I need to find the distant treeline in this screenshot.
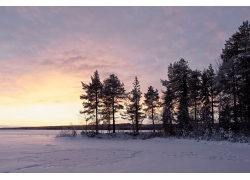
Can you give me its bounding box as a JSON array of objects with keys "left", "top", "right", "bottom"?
[{"left": 0, "top": 124, "right": 162, "bottom": 131}]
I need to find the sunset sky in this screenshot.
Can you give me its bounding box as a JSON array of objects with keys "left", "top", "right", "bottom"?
[{"left": 1, "top": 5, "right": 250, "bottom": 127}]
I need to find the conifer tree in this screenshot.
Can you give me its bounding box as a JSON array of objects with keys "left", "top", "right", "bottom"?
[
  {"left": 131, "top": 77, "right": 143, "bottom": 133},
  {"left": 80, "top": 70, "right": 103, "bottom": 134},
  {"left": 122, "top": 100, "right": 136, "bottom": 133},
  {"left": 161, "top": 82, "right": 175, "bottom": 135},
  {"left": 188, "top": 69, "right": 202, "bottom": 128},
  {"left": 164, "top": 58, "right": 191, "bottom": 129},
  {"left": 144, "top": 86, "right": 160, "bottom": 133},
  {"left": 100, "top": 87, "right": 112, "bottom": 133},
  {"left": 200, "top": 69, "right": 211, "bottom": 127},
  {"left": 103, "top": 74, "right": 126, "bottom": 133},
  {"left": 200, "top": 65, "right": 216, "bottom": 128},
  {"left": 219, "top": 20, "right": 250, "bottom": 130},
  {"left": 125, "top": 77, "right": 145, "bottom": 134},
  {"left": 207, "top": 64, "right": 216, "bottom": 125}
]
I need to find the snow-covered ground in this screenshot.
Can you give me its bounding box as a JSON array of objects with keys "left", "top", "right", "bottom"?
[{"left": 1, "top": 130, "right": 250, "bottom": 173}]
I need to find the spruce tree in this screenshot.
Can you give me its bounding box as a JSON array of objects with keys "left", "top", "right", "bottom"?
[{"left": 125, "top": 77, "right": 145, "bottom": 134}]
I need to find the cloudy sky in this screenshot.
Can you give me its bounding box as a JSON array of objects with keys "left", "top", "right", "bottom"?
[{"left": 1, "top": 6, "right": 250, "bottom": 126}]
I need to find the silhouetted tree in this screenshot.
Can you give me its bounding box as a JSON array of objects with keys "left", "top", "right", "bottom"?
[
  {"left": 200, "top": 65, "right": 216, "bottom": 128},
  {"left": 121, "top": 99, "right": 136, "bottom": 133},
  {"left": 164, "top": 59, "right": 191, "bottom": 129},
  {"left": 161, "top": 82, "right": 175, "bottom": 135},
  {"left": 144, "top": 86, "right": 160, "bottom": 133},
  {"left": 219, "top": 20, "right": 250, "bottom": 130},
  {"left": 103, "top": 74, "right": 126, "bottom": 133},
  {"left": 100, "top": 88, "right": 112, "bottom": 133},
  {"left": 125, "top": 77, "right": 145, "bottom": 134},
  {"left": 80, "top": 70, "right": 102, "bottom": 134},
  {"left": 188, "top": 69, "right": 202, "bottom": 128}
]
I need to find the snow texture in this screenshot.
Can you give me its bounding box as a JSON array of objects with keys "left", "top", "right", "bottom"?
[{"left": 1, "top": 130, "right": 250, "bottom": 173}]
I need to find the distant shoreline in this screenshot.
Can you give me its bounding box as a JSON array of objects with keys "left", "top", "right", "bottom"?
[{"left": 0, "top": 124, "right": 162, "bottom": 131}]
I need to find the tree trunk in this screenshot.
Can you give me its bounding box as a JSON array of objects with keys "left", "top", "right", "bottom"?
[
  {"left": 152, "top": 104, "right": 155, "bottom": 133},
  {"left": 232, "top": 66, "right": 237, "bottom": 129},
  {"left": 112, "top": 99, "right": 115, "bottom": 133},
  {"left": 211, "top": 93, "right": 214, "bottom": 126},
  {"left": 95, "top": 92, "right": 98, "bottom": 134},
  {"left": 194, "top": 97, "right": 197, "bottom": 129},
  {"left": 135, "top": 101, "right": 139, "bottom": 134},
  {"left": 108, "top": 112, "right": 111, "bottom": 134},
  {"left": 246, "top": 74, "right": 250, "bottom": 128}
]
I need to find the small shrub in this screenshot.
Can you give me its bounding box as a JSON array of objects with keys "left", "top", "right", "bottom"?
[
  {"left": 88, "top": 131, "right": 96, "bottom": 137},
  {"left": 71, "top": 129, "right": 77, "bottom": 137},
  {"left": 56, "top": 128, "right": 77, "bottom": 138}
]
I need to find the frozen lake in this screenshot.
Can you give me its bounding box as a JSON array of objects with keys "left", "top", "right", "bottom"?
[{"left": 1, "top": 130, "right": 250, "bottom": 173}]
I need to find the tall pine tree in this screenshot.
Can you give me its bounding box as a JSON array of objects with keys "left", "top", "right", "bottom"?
[
  {"left": 219, "top": 20, "right": 250, "bottom": 130},
  {"left": 144, "top": 86, "right": 160, "bottom": 133},
  {"left": 126, "top": 77, "right": 145, "bottom": 134},
  {"left": 163, "top": 59, "right": 191, "bottom": 129},
  {"left": 161, "top": 81, "right": 175, "bottom": 135},
  {"left": 80, "top": 70, "right": 103, "bottom": 134},
  {"left": 100, "top": 85, "right": 113, "bottom": 133},
  {"left": 103, "top": 74, "right": 126, "bottom": 133},
  {"left": 188, "top": 69, "right": 202, "bottom": 128}
]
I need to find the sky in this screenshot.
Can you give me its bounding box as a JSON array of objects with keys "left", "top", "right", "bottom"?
[{"left": 1, "top": 5, "right": 250, "bottom": 127}]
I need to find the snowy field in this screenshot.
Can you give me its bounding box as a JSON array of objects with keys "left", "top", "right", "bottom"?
[{"left": 1, "top": 130, "right": 250, "bottom": 173}]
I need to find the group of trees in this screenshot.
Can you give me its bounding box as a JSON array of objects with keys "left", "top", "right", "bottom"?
[
  {"left": 80, "top": 72, "right": 161, "bottom": 134},
  {"left": 80, "top": 21, "right": 250, "bottom": 135},
  {"left": 162, "top": 21, "right": 250, "bottom": 135},
  {"left": 161, "top": 59, "right": 217, "bottom": 134},
  {"left": 80, "top": 73, "right": 125, "bottom": 134},
  {"left": 218, "top": 20, "right": 250, "bottom": 132}
]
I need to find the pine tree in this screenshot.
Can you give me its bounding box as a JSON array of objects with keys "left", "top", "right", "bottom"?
[
  {"left": 122, "top": 100, "right": 136, "bottom": 133},
  {"left": 200, "top": 69, "right": 212, "bottom": 127},
  {"left": 80, "top": 70, "right": 103, "bottom": 134},
  {"left": 163, "top": 58, "right": 191, "bottom": 130},
  {"left": 100, "top": 86, "right": 112, "bottom": 133},
  {"left": 200, "top": 65, "right": 216, "bottom": 128},
  {"left": 188, "top": 69, "right": 202, "bottom": 128},
  {"left": 207, "top": 64, "right": 216, "bottom": 125},
  {"left": 125, "top": 77, "right": 145, "bottom": 134},
  {"left": 144, "top": 86, "right": 160, "bottom": 133},
  {"left": 129, "top": 77, "right": 143, "bottom": 134},
  {"left": 103, "top": 74, "right": 126, "bottom": 133},
  {"left": 216, "top": 59, "right": 235, "bottom": 129},
  {"left": 161, "top": 82, "right": 175, "bottom": 135},
  {"left": 219, "top": 20, "right": 250, "bottom": 130}
]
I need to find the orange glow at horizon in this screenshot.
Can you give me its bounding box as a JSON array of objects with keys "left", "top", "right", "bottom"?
[
  {"left": 0, "top": 69, "right": 89, "bottom": 127},
  {"left": 0, "top": 103, "right": 83, "bottom": 127},
  {"left": 0, "top": 68, "right": 131, "bottom": 127}
]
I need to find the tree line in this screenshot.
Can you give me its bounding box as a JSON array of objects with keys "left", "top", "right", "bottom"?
[
  {"left": 80, "top": 21, "right": 250, "bottom": 136},
  {"left": 80, "top": 70, "right": 161, "bottom": 134}
]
